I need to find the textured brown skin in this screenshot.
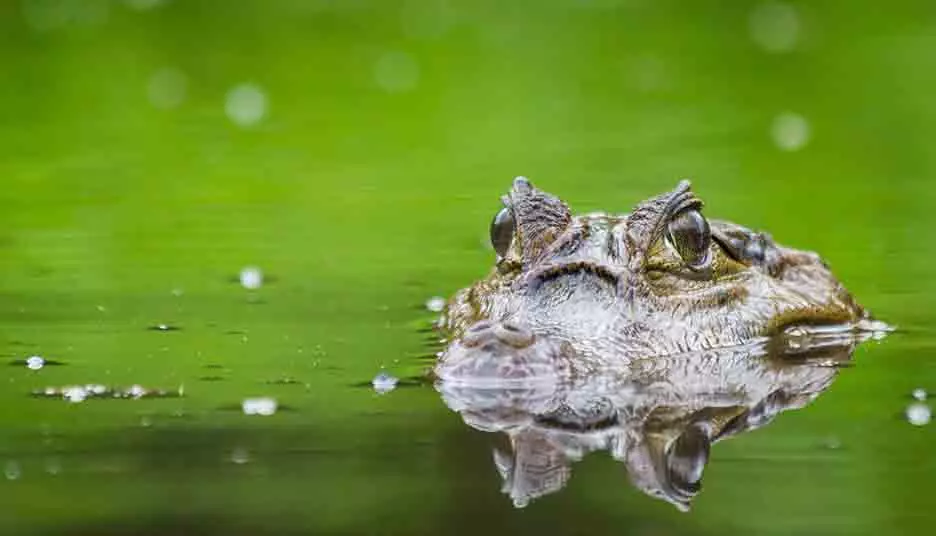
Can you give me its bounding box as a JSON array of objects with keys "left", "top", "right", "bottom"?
[{"left": 439, "top": 179, "right": 869, "bottom": 370}]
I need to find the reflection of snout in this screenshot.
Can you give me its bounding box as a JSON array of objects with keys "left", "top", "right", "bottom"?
[{"left": 435, "top": 320, "right": 570, "bottom": 385}]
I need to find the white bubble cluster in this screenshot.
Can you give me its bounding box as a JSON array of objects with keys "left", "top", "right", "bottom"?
[
  {"left": 148, "top": 68, "right": 187, "bottom": 110},
  {"left": 372, "top": 371, "right": 399, "bottom": 395},
  {"left": 242, "top": 397, "right": 277, "bottom": 416},
  {"left": 63, "top": 386, "right": 88, "bottom": 403},
  {"left": 906, "top": 402, "right": 931, "bottom": 426},
  {"left": 373, "top": 51, "right": 420, "bottom": 93},
  {"left": 770, "top": 112, "right": 810, "bottom": 152},
  {"left": 225, "top": 84, "right": 268, "bottom": 128},
  {"left": 26, "top": 356, "right": 45, "bottom": 371},
  {"left": 240, "top": 266, "right": 263, "bottom": 290},
  {"left": 425, "top": 296, "right": 446, "bottom": 313},
  {"left": 749, "top": 2, "right": 800, "bottom": 54}
]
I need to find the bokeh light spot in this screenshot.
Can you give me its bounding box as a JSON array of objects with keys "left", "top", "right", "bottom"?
[
  {"left": 225, "top": 84, "right": 268, "bottom": 128},
  {"left": 749, "top": 2, "right": 800, "bottom": 54},
  {"left": 770, "top": 112, "right": 810, "bottom": 152}
]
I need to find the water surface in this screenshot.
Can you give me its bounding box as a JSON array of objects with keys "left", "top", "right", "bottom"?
[{"left": 1, "top": 1, "right": 934, "bottom": 534}]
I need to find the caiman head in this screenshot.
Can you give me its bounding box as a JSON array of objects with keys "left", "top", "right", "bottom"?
[{"left": 439, "top": 177, "right": 884, "bottom": 370}]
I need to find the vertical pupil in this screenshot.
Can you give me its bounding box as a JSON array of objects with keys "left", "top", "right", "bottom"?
[{"left": 490, "top": 208, "right": 515, "bottom": 258}]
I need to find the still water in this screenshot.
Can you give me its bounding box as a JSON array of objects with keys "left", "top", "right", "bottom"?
[{"left": 2, "top": 1, "right": 935, "bottom": 534}]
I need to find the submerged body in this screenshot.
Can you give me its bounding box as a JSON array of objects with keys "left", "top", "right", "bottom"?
[{"left": 437, "top": 178, "right": 884, "bottom": 381}]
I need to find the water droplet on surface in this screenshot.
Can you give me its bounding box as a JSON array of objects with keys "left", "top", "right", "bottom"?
[
  {"left": 242, "top": 397, "right": 278, "bottom": 416},
  {"left": 225, "top": 84, "right": 268, "bottom": 128},
  {"left": 149, "top": 323, "right": 180, "bottom": 332},
  {"left": 913, "top": 388, "right": 927, "bottom": 401},
  {"left": 5, "top": 461, "right": 20, "bottom": 481},
  {"left": 239, "top": 266, "right": 263, "bottom": 289},
  {"left": 906, "top": 402, "right": 931, "bottom": 426},
  {"left": 128, "top": 385, "right": 146, "bottom": 399},
  {"left": 148, "top": 68, "right": 187, "bottom": 110},
  {"left": 230, "top": 447, "right": 250, "bottom": 464},
  {"left": 770, "top": 112, "right": 810, "bottom": 152},
  {"left": 749, "top": 2, "right": 800, "bottom": 54},
  {"left": 26, "top": 356, "right": 45, "bottom": 371},
  {"left": 45, "top": 458, "right": 61, "bottom": 476},
  {"left": 63, "top": 386, "right": 87, "bottom": 403},
  {"left": 372, "top": 371, "right": 399, "bottom": 394},
  {"left": 425, "top": 296, "right": 446, "bottom": 313},
  {"left": 373, "top": 51, "right": 420, "bottom": 93}
]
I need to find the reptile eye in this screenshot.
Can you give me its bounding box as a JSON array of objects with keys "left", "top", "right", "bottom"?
[
  {"left": 490, "top": 207, "right": 515, "bottom": 258},
  {"left": 666, "top": 209, "right": 711, "bottom": 268}
]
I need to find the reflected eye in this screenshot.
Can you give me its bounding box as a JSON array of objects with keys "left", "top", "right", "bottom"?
[
  {"left": 666, "top": 209, "right": 711, "bottom": 268},
  {"left": 490, "top": 207, "right": 515, "bottom": 258}
]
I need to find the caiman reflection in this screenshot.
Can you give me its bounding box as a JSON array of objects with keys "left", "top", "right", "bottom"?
[
  {"left": 436, "top": 336, "right": 881, "bottom": 510},
  {"left": 433, "top": 178, "right": 890, "bottom": 510}
]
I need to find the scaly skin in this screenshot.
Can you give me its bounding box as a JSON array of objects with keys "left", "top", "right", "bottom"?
[
  {"left": 436, "top": 178, "right": 883, "bottom": 382},
  {"left": 433, "top": 178, "right": 889, "bottom": 509}
]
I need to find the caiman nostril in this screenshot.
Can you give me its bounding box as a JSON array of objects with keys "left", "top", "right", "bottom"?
[
  {"left": 494, "top": 321, "right": 535, "bottom": 348},
  {"left": 462, "top": 320, "right": 496, "bottom": 347},
  {"left": 468, "top": 320, "right": 494, "bottom": 333}
]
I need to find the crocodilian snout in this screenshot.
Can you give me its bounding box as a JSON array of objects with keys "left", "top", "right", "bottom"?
[{"left": 434, "top": 320, "right": 571, "bottom": 385}]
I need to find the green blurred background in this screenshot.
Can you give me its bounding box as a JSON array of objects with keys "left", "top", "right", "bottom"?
[{"left": 0, "top": 0, "right": 933, "bottom": 534}]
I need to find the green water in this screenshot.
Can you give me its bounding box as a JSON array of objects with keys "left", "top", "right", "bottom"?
[{"left": 1, "top": 1, "right": 934, "bottom": 534}]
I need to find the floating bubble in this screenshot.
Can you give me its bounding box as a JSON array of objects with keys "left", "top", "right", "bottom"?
[
  {"left": 749, "top": 2, "right": 800, "bottom": 54},
  {"left": 425, "top": 296, "right": 446, "bottom": 313},
  {"left": 240, "top": 266, "right": 263, "bottom": 290},
  {"left": 128, "top": 385, "right": 146, "bottom": 399},
  {"left": 770, "top": 112, "right": 810, "bottom": 152},
  {"left": 906, "top": 402, "right": 931, "bottom": 426},
  {"left": 225, "top": 84, "right": 268, "bottom": 128},
  {"left": 912, "top": 388, "right": 927, "bottom": 401},
  {"left": 372, "top": 371, "right": 399, "bottom": 394},
  {"left": 242, "top": 397, "right": 278, "bottom": 416},
  {"left": 149, "top": 323, "right": 181, "bottom": 332},
  {"left": 148, "top": 68, "right": 187, "bottom": 110},
  {"left": 45, "top": 458, "right": 61, "bottom": 476},
  {"left": 26, "top": 356, "right": 45, "bottom": 371},
  {"left": 4, "top": 461, "right": 20, "bottom": 481},
  {"left": 63, "top": 386, "right": 87, "bottom": 403},
  {"left": 373, "top": 51, "right": 420, "bottom": 93},
  {"left": 86, "top": 384, "right": 107, "bottom": 395},
  {"left": 230, "top": 447, "right": 250, "bottom": 464}
]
